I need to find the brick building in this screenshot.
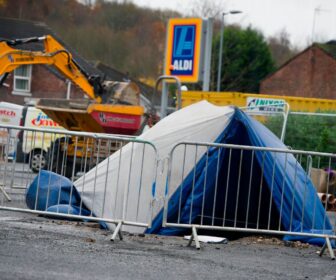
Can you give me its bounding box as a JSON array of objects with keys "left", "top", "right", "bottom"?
[
  {"left": 1, "top": 63, "right": 86, "bottom": 105},
  {"left": 0, "top": 17, "right": 103, "bottom": 105},
  {"left": 260, "top": 41, "right": 336, "bottom": 99}
]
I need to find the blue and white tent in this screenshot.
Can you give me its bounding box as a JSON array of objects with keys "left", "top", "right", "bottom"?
[
  {"left": 73, "top": 101, "right": 235, "bottom": 233},
  {"left": 27, "top": 101, "right": 334, "bottom": 244}
]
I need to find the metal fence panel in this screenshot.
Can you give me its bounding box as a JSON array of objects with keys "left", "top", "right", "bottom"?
[
  {"left": 0, "top": 124, "right": 158, "bottom": 240},
  {"left": 163, "top": 142, "right": 336, "bottom": 258},
  {"left": 1, "top": 123, "right": 336, "bottom": 258}
]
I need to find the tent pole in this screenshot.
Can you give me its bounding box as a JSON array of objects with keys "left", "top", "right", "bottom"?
[
  {"left": 319, "top": 237, "right": 335, "bottom": 260},
  {"left": 187, "top": 226, "right": 200, "bottom": 250},
  {"left": 110, "top": 221, "right": 123, "bottom": 241}
]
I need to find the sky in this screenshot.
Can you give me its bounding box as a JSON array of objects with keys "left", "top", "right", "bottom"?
[{"left": 130, "top": 0, "right": 336, "bottom": 48}]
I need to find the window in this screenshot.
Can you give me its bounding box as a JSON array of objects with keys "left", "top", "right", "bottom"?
[{"left": 13, "top": 65, "right": 32, "bottom": 95}]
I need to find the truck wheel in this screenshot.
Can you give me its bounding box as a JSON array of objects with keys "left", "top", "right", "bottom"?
[{"left": 30, "top": 150, "right": 47, "bottom": 173}]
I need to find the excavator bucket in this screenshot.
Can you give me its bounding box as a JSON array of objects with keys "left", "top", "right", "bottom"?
[
  {"left": 103, "top": 81, "right": 140, "bottom": 106},
  {"left": 36, "top": 81, "right": 144, "bottom": 135}
]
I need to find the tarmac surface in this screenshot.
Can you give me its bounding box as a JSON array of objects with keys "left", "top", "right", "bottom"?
[
  {"left": 0, "top": 210, "right": 335, "bottom": 280},
  {"left": 0, "top": 165, "right": 335, "bottom": 279}
]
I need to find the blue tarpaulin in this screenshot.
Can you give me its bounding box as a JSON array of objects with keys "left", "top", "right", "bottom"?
[
  {"left": 147, "top": 108, "right": 334, "bottom": 245},
  {"left": 26, "top": 170, "right": 91, "bottom": 217}
]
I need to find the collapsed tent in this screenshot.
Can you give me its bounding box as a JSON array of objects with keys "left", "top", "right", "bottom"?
[
  {"left": 148, "top": 105, "right": 334, "bottom": 245},
  {"left": 27, "top": 101, "right": 334, "bottom": 245},
  {"left": 73, "top": 101, "right": 235, "bottom": 233}
]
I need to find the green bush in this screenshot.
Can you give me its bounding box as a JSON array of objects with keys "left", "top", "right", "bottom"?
[{"left": 265, "top": 112, "right": 336, "bottom": 168}]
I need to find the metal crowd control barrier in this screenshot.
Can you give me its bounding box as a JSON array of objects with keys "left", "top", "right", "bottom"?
[
  {"left": 154, "top": 75, "right": 182, "bottom": 118},
  {"left": 0, "top": 124, "right": 158, "bottom": 241},
  {"left": 163, "top": 141, "right": 336, "bottom": 259},
  {"left": 1, "top": 124, "right": 336, "bottom": 259}
]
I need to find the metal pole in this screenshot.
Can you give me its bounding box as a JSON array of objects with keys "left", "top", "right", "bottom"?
[
  {"left": 66, "top": 80, "right": 71, "bottom": 99},
  {"left": 216, "top": 10, "right": 242, "bottom": 92},
  {"left": 161, "top": 82, "right": 168, "bottom": 118},
  {"left": 202, "top": 18, "right": 213, "bottom": 92},
  {"left": 216, "top": 13, "right": 224, "bottom": 92},
  {"left": 155, "top": 75, "right": 181, "bottom": 119}
]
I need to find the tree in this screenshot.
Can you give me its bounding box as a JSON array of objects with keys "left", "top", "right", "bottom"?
[
  {"left": 189, "top": 0, "right": 224, "bottom": 19},
  {"left": 265, "top": 113, "right": 336, "bottom": 168},
  {"left": 0, "top": 0, "right": 172, "bottom": 80},
  {"left": 268, "top": 29, "right": 299, "bottom": 67},
  {"left": 212, "top": 25, "right": 275, "bottom": 93}
]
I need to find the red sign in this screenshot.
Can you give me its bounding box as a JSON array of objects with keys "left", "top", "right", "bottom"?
[
  {"left": 91, "top": 111, "right": 141, "bottom": 135},
  {"left": 0, "top": 110, "right": 16, "bottom": 117},
  {"left": 31, "top": 112, "right": 60, "bottom": 127}
]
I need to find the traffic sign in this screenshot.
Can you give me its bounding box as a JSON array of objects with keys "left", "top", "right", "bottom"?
[{"left": 164, "top": 18, "right": 203, "bottom": 83}]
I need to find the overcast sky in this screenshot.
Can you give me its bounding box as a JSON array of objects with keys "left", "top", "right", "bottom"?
[{"left": 131, "top": 0, "right": 336, "bottom": 48}]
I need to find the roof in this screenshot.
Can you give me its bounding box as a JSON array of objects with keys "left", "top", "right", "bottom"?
[
  {"left": 261, "top": 40, "right": 336, "bottom": 84},
  {"left": 0, "top": 17, "right": 103, "bottom": 77},
  {"left": 317, "top": 40, "right": 336, "bottom": 59}
]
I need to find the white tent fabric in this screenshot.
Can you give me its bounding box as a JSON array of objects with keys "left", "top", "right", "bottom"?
[{"left": 74, "top": 101, "right": 234, "bottom": 232}]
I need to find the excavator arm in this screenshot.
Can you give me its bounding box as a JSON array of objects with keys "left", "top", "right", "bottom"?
[
  {"left": 0, "top": 35, "right": 103, "bottom": 103},
  {"left": 0, "top": 34, "right": 147, "bottom": 136}
]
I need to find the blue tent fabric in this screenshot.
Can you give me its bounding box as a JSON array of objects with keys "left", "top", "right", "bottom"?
[
  {"left": 26, "top": 171, "right": 109, "bottom": 229},
  {"left": 147, "top": 108, "right": 334, "bottom": 246},
  {"left": 26, "top": 170, "right": 92, "bottom": 217}
]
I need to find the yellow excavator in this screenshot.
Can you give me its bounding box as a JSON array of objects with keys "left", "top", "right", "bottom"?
[{"left": 0, "top": 35, "right": 152, "bottom": 177}]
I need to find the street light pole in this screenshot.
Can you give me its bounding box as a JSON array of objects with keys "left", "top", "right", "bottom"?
[
  {"left": 216, "top": 13, "right": 225, "bottom": 92},
  {"left": 216, "top": 10, "right": 242, "bottom": 92}
]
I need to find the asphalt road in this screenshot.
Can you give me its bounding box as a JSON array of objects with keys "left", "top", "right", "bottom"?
[
  {"left": 0, "top": 165, "right": 335, "bottom": 279},
  {"left": 0, "top": 210, "right": 335, "bottom": 280}
]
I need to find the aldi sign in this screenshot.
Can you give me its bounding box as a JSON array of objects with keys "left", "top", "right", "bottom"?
[{"left": 164, "top": 18, "right": 203, "bottom": 83}]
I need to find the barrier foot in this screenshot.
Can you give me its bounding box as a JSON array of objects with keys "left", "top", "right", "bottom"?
[
  {"left": 110, "top": 221, "right": 123, "bottom": 242},
  {"left": 187, "top": 226, "right": 200, "bottom": 250},
  {"left": 319, "top": 237, "right": 335, "bottom": 260},
  {"left": 0, "top": 186, "right": 11, "bottom": 201}
]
